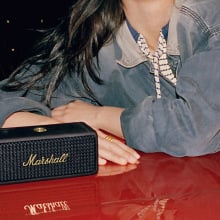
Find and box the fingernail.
[133,152,140,159]
[119,158,128,165]
[128,156,138,164]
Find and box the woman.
[0,0,220,165]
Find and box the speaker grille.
[0,135,98,184]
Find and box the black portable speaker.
[0,122,98,184]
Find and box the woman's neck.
[123,0,174,51]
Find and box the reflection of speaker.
[0,176,99,219]
[0,122,98,184]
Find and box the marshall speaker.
[0,122,98,184]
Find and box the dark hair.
[4,0,125,104]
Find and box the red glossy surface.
[1,151,220,219]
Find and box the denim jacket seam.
[180,6,211,36]
[180,5,220,38]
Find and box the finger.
[53,105,67,111]
[114,140,140,160]
[98,157,107,165]
[90,128,137,165]
[104,135,140,163]
[51,107,69,121]
[51,111,63,121]
[51,105,68,115]
[99,145,128,165]
[97,130,140,163]
[98,136,139,165]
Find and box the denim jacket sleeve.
[0,77,51,126]
[121,50,220,156]
[121,1,220,157]
[0,66,94,127]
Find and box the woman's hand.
[96,129,140,165]
[52,100,124,137]
[51,100,100,127]
[52,100,140,165]
[2,112,60,128]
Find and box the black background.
[0,1,73,80]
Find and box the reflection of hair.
[5,0,125,104]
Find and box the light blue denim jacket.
[0,0,220,156]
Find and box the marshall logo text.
[22,153,69,167]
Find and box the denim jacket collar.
[167,0,186,55]
[116,0,186,67]
[115,21,147,68]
